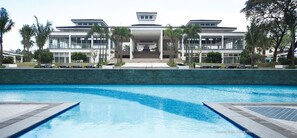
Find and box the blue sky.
[1,0,249,51]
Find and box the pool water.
[1,85,297,138]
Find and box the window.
[88,23,93,26]
[83,23,87,26]
[141,16,144,19]
[145,16,148,19]
[78,23,82,26]
[149,16,153,19]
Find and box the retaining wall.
[0,69,296,85]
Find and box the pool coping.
[0,102,79,138]
[203,102,297,138]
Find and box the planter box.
[3,64,17,68]
[102,65,114,69]
[275,65,287,69]
[177,64,189,69]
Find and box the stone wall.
[0,69,296,85]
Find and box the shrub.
[23,51,33,62]
[115,62,125,66]
[71,52,88,62]
[167,61,176,67]
[278,57,297,65]
[206,52,222,63]
[240,49,251,64]
[33,49,53,63]
[3,56,14,64]
[256,62,279,68]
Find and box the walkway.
[0,102,79,138]
[203,102,297,138]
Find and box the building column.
[160,29,163,60]
[108,38,111,60]
[199,35,202,63]
[91,35,94,49]
[222,35,224,49]
[69,52,72,63]
[20,56,23,63]
[130,38,133,60]
[13,56,16,63]
[181,36,185,60]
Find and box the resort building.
[49,12,245,64]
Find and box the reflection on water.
[2,85,293,138]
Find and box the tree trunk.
[188,40,191,63]
[185,42,188,61]
[119,40,123,63]
[287,27,296,67]
[169,40,173,62]
[116,42,119,64]
[99,37,102,64]
[287,40,297,60]
[0,33,3,66]
[105,39,108,62]
[251,46,255,66]
[38,47,41,67]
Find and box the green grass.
[17,62,37,68]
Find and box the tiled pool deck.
[1,102,297,137]
[203,102,297,138]
[0,102,79,138]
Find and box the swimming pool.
[1,85,297,138]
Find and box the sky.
[1,0,249,51]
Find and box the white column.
[69,52,72,63]
[181,36,185,60]
[13,56,16,63]
[21,56,23,63]
[199,35,202,63]
[91,35,94,49]
[160,29,163,60]
[222,35,224,49]
[130,38,133,60]
[108,38,111,60]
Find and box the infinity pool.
[1,85,297,138]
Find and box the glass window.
[149,16,153,19]
[224,37,244,50]
[83,23,87,26]
[145,16,148,19]
[78,23,82,26]
[141,16,144,19]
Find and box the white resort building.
[49,12,245,64]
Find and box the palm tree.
[0,8,14,66]
[33,16,53,66]
[182,24,200,63]
[19,24,35,62]
[111,27,131,64]
[103,27,110,62]
[245,19,261,66]
[87,25,110,65]
[165,25,183,62]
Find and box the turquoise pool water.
[1,85,297,138]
